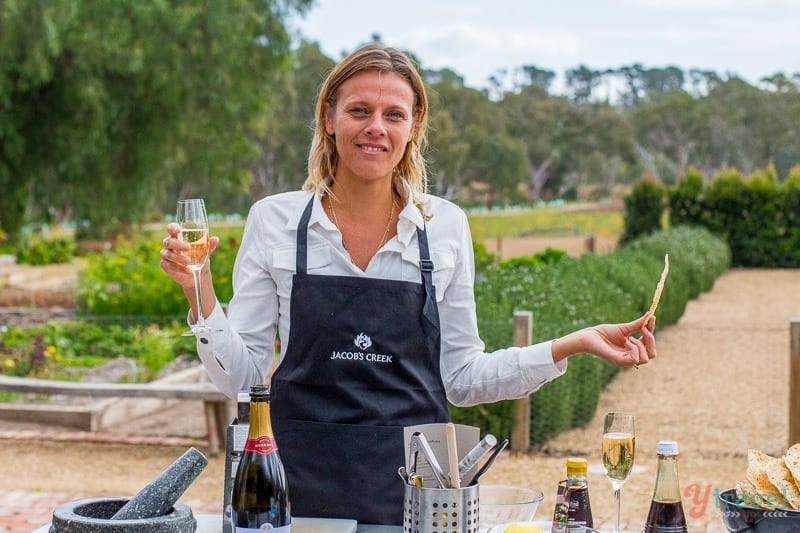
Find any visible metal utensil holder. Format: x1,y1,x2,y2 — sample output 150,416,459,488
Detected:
403,483,480,533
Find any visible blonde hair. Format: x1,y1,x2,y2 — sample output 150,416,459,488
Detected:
303,43,429,210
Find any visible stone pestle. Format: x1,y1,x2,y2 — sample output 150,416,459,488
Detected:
110,447,208,520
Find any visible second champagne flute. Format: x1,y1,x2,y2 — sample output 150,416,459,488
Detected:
176,198,217,336
602,411,635,533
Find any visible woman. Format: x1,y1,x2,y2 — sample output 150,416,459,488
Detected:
161,43,656,525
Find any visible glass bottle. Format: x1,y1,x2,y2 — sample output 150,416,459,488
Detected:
231,385,291,532
552,457,594,532
644,440,687,533
565,457,593,531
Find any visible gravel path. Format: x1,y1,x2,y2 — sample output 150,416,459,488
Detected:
1,268,798,532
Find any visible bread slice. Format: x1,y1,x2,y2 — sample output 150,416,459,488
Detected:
746,449,789,509
766,457,800,509
784,443,800,488
736,479,767,508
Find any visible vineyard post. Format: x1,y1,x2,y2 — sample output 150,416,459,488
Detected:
511,311,532,452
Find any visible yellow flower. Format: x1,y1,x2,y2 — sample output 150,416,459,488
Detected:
4,359,15,368
45,346,57,358
54,354,63,361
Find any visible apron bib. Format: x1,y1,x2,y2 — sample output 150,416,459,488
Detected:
271,197,449,525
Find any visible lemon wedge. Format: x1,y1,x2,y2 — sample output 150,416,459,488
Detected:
502,524,542,533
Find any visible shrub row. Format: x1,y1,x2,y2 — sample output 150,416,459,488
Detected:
623,165,800,267
450,225,731,445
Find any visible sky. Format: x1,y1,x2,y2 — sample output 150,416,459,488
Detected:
287,0,800,95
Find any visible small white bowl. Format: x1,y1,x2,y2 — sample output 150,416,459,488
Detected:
480,484,545,529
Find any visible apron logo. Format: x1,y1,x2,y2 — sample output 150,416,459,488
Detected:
354,332,372,350
329,333,393,363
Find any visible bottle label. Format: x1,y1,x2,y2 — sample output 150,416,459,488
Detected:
235,525,290,532
243,435,279,456
551,479,569,533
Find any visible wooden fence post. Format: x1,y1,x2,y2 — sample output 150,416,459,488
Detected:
511,311,532,452
790,319,800,446
584,234,596,254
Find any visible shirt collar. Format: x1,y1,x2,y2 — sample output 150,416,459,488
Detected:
284,185,428,243
285,191,333,232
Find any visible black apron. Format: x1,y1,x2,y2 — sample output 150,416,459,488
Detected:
271,197,450,525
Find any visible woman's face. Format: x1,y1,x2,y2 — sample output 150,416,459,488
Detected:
325,70,415,186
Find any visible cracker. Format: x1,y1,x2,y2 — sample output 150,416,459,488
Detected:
644,254,669,324
766,457,800,509
746,449,789,509
784,443,800,488
736,479,767,508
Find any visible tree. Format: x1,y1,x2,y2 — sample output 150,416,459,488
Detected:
615,64,685,106
631,89,711,183
0,0,312,242
250,41,335,201
471,134,528,207
565,65,603,104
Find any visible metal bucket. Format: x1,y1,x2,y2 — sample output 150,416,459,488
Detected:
403,483,480,533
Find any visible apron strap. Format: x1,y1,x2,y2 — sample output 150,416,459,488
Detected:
416,226,438,334
297,196,437,330
296,196,315,274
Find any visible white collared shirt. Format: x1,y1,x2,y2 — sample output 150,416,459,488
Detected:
195,190,566,404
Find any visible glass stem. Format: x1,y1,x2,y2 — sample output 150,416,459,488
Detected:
613,485,621,533
191,268,205,327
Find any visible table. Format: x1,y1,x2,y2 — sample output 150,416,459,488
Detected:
36,515,556,532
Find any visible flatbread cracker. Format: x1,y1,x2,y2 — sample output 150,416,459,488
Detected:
766,457,800,509
644,254,669,324
785,443,800,488
747,449,790,509
736,479,768,508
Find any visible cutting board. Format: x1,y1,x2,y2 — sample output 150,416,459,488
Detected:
294,516,359,533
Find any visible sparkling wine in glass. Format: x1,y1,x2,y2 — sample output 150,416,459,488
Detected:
603,411,635,533
176,198,215,336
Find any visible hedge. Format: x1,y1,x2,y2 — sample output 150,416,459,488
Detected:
625,164,800,268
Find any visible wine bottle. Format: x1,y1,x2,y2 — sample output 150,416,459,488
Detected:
644,440,687,533
231,385,291,532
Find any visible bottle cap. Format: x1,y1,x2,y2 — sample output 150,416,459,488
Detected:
657,440,679,455
249,384,271,399
566,457,588,476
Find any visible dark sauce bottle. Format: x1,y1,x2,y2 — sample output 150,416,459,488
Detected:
644,440,687,533
552,457,593,532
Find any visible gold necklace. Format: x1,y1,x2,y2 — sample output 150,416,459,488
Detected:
327,196,397,255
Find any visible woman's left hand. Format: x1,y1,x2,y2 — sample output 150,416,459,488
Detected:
552,314,657,368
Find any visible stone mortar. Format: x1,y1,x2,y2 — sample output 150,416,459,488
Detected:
49,497,196,533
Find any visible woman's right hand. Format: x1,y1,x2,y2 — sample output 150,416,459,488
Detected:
160,222,220,291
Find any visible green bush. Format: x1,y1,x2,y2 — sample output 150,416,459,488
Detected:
663,165,800,267
450,225,730,445
0,320,196,382
77,231,240,317
619,176,666,245
16,237,76,265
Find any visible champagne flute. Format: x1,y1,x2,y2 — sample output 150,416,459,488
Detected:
603,411,635,533
176,198,216,336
